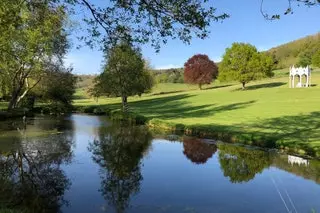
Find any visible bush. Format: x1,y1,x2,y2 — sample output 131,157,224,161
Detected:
93,107,106,115
110,111,148,125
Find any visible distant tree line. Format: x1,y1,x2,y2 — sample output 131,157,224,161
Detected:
152,68,184,84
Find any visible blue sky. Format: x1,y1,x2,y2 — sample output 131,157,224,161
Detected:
65,0,320,74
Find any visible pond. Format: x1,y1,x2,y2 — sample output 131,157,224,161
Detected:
0,114,320,213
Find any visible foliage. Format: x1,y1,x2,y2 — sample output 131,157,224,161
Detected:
93,43,154,111
184,54,218,89
31,66,77,113
0,0,69,110
110,111,148,125
296,49,314,67
26,0,317,51
312,50,320,68
219,43,274,89
76,74,97,88
267,33,320,68
62,0,228,51
153,68,184,84
260,0,320,20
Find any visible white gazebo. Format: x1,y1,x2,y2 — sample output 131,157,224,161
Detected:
289,65,311,88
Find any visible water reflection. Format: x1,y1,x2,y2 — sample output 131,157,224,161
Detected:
0,115,320,213
89,124,152,213
218,144,272,183
182,137,217,164
0,116,74,213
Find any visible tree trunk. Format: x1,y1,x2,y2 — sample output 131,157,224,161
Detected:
7,89,20,110
7,77,38,111
121,96,128,113
242,82,246,90
199,84,202,90
7,88,29,110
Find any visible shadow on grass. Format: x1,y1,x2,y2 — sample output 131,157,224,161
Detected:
233,82,286,91
252,112,320,152
203,84,233,90
129,94,256,120
152,90,186,96
169,111,320,157
92,94,256,122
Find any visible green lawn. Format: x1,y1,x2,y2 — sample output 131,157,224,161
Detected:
74,69,320,156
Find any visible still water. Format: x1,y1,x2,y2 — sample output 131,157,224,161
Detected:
0,114,319,213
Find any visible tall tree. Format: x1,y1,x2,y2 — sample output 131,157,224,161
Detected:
184,54,218,90
219,43,274,89
94,43,154,112
0,0,69,110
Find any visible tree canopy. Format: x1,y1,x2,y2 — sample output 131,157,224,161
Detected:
312,50,320,67
0,0,70,110
57,0,319,51
218,43,274,89
31,65,77,113
60,0,229,51
93,43,154,112
184,54,218,89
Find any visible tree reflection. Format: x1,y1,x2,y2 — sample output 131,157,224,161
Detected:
89,125,152,213
218,144,272,183
183,137,217,164
0,118,73,213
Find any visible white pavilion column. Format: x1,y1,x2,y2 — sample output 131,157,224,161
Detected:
306,74,309,87
293,75,295,88
299,74,302,87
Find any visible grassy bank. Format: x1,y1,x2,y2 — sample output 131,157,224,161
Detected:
74,69,320,157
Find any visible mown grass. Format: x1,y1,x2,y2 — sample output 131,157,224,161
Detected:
74,68,320,157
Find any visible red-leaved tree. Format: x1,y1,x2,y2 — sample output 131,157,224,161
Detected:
184,54,218,89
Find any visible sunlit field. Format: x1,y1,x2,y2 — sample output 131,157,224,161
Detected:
73,69,320,154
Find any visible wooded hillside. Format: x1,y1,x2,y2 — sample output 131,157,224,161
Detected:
267,33,320,68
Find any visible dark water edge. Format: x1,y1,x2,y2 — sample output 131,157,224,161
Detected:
0,114,319,213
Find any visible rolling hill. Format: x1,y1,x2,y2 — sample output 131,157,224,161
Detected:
267,32,320,68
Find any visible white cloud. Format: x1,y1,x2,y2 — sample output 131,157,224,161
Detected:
155,64,182,70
